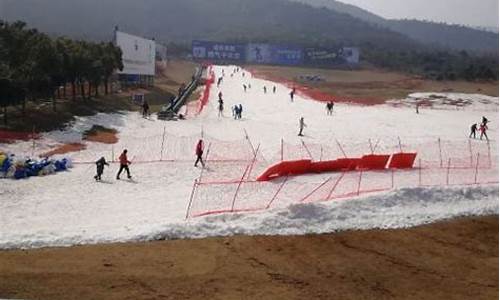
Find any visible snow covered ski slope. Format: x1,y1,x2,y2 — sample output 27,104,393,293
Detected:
0,65,498,249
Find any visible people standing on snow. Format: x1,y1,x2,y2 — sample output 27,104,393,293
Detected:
194,139,205,168
480,123,489,141
263,86,267,94
298,117,306,136
273,86,277,93
94,157,109,181
116,149,132,180
142,99,150,118
243,84,247,92
470,123,477,139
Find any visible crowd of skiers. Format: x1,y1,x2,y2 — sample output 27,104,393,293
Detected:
470,116,490,141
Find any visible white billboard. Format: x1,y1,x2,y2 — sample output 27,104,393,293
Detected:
115,31,156,76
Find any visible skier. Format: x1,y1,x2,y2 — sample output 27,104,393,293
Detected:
194,139,205,168
263,86,267,94
469,123,477,139
217,77,223,88
480,123,489,141
232,105,236,119
94,157,109,181
298,117,306,136
326,101,334,115
482,116,489,126
218,99,224,118
238,104,243,119
116,149,132,180
243,84,247,92
142,99,150,118
290,88,296,102
218,91,223,101
273,86,277,94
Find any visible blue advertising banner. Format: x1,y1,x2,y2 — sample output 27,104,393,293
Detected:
192,40,246,61
247,44,303,65
272,46,303,65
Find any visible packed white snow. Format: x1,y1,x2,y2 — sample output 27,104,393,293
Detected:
0,65,498,249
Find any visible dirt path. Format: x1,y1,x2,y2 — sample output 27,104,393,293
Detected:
0,216,497,300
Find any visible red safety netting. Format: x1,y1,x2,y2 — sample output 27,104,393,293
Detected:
186,146,498,219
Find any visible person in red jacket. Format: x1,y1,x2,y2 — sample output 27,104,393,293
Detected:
116,149,132,180
194,139,205,168
480,123,489,141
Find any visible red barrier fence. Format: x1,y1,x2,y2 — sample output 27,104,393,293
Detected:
196,66,215,115
186,161,498,219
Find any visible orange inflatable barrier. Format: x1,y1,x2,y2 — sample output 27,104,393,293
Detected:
257,153,417,181
257,160,312,181
358,155,390,170
388,153,417,169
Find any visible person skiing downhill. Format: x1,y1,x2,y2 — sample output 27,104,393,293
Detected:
243,84,247,92
298,117,306,136
480,123,489,141
263,86,267,94
273,86,277,93
470,123,477,139
116,149,132,180
94,157,109,181
194,139,205,167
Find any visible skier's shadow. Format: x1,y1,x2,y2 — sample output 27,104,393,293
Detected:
98,180,113,185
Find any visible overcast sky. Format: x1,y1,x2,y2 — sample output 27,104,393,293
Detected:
338,0,499,28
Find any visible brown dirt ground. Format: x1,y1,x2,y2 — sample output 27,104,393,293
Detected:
0,215,497,300
248,65,499,104
39,143,86,157
83,127,119,144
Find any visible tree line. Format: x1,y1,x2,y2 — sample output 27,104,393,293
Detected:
362,46,498,81
0,21,123,124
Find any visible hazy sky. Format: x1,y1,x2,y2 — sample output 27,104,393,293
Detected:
338,0,499,28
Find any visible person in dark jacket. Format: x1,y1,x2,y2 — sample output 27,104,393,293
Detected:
469,123,477,138
290,89,296,102
116,149,132,180
482,116,489,126
298,117,306,136
142,100,150,118
94,157,109,181
195,139,205,167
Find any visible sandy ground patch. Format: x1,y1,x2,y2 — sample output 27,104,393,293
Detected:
0,216,497,300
